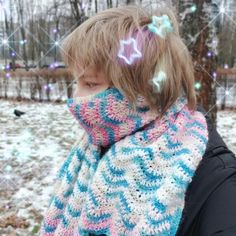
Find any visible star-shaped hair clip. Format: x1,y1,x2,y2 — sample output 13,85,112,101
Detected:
118,37,142,65
152,71,167,93
147,14,173,38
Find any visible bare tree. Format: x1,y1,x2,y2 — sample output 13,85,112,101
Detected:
16,0,29,70
126,0,135,5
95,0,98,13
69,0,88,25
26,0,37,65
9,0,17,70
180,0,218,125
1,0,9,67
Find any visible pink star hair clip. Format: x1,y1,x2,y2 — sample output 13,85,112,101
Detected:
147,14,173,38
117,37,142,65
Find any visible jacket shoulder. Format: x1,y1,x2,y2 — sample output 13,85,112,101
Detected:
176,104,236,236
195,171,236,235
176,150,236,236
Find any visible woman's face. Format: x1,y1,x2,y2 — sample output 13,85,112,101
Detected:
74,66,110,97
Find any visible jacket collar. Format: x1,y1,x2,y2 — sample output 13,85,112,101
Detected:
176,106,236,236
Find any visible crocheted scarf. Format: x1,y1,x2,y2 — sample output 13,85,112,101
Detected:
40,87,208,236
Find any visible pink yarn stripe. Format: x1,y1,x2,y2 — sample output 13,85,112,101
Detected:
81,210,112,231
80,101,111,145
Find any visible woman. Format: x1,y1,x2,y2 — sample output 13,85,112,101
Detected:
40,5,236,235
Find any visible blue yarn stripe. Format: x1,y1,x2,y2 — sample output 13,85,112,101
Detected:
74,105,92,129
172,174,188,188
189,130,208,144
120,213,136,230
62,215,69,227
152,198,166,213
76,148,85,162
63,188,73,198
182,109,192,120
165,133,182,149
169,208,183,236
43,222,56,233
119,192,132,213
146,212,172,226
105,157,125,177
106,191,132,213
121,146,154,157
85,206,111,222
136,180,160,192
186,120,206,130
58,148,75,179
67,204,81,218
80,227,110,235
169,122,178,132
178,161,194,177
77,148,91,167
66,170,73,183
101,171,128,187
77,180,88,192
88,189,99,207
160,148,190,160
53,196,64,210
132,156,162,181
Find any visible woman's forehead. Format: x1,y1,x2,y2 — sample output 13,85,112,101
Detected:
75,65,107,82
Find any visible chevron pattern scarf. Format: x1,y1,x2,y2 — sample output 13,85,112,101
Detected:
40,87,208,236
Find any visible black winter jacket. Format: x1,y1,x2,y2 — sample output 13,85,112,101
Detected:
176,106,236,236
90,106,236,236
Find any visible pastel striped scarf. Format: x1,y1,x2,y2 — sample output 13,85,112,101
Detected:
40,87,208,235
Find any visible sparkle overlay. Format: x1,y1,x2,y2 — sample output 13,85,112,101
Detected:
152,71,167,93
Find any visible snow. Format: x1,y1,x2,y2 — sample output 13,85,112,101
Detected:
217,109,236,153
0,99,235,235
0,99,80,235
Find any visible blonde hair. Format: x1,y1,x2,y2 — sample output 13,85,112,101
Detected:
61,4,197,117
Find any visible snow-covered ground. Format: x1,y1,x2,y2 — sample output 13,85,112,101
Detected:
0,99,235,236
217,110,236,153
0,99,80,236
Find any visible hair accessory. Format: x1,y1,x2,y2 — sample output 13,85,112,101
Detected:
152,70,167,93
147,14,173,38
118,37,142,65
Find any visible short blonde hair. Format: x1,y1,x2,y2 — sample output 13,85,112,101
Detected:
61,4,197,117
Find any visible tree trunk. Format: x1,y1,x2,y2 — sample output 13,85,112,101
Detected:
192,0,217,125
17,0,29,70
